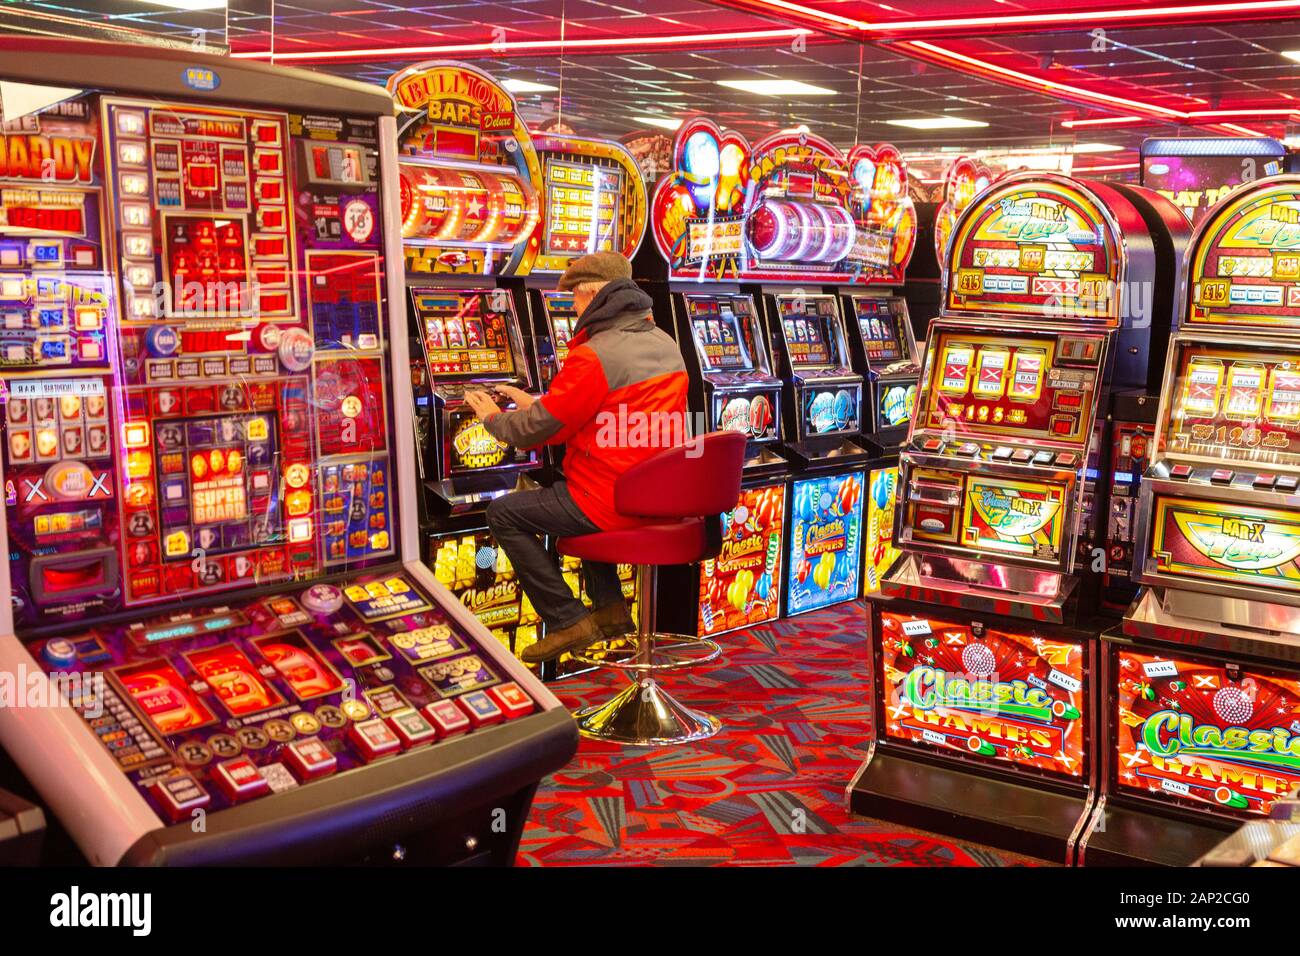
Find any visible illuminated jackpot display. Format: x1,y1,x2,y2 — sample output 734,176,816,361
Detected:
947,180,1119,323
1185,183,1300,328
923,328,1102,445
879,610,1088,779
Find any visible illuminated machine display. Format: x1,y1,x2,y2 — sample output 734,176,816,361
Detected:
848,171,1190,862
0,39,575,866
1082,176,1300,866
1141,138,1288,225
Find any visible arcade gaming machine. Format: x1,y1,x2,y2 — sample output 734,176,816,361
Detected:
0,39,576,866
849,171,1189,863
522,130,647,674
1081,177,1300,866
390,62,548,664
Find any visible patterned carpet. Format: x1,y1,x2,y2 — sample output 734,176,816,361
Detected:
520,601,1042,866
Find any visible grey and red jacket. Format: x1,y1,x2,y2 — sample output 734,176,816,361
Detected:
483,279,688,530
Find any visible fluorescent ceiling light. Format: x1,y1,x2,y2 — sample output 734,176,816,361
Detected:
632,115,682,130
886,116,989,130
717,79,835,96
138,0,227,9
1284,50,1300,63
502,79,558,93
1071,142,1123,153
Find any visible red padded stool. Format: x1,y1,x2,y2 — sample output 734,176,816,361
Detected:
558,431,747,745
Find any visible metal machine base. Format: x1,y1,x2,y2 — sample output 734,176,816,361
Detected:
1078,796,1237,867
575,676,721,746
848,748,1091,864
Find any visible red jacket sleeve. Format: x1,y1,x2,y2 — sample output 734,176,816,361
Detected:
537,344,609,446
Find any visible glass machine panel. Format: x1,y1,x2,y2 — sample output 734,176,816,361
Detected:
0,59,555,865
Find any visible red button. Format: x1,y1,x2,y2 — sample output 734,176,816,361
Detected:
151,772,211,822
283,737,338,781
349,718,401,762
212,756,270,802
387,708,438,748
489,682,535,720
1170,464,1193,479
424,699,470,737
1055,453,1077,467
458,690,505,728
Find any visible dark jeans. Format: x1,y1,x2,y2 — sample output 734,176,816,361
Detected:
485,482,625,630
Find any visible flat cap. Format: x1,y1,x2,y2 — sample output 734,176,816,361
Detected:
557,250,633,291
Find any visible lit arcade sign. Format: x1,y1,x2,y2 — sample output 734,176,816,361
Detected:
650,118,916,285
1115,648,1300,816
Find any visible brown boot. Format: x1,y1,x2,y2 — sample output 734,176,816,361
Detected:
521,615,603,664
591,602,636,640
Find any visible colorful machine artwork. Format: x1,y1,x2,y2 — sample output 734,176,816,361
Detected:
879,610,1088,778
650,118,916,285
862,467,900,595
787,471,863,614
1114,648,1300,817
698,482,786,635
934,157,994,274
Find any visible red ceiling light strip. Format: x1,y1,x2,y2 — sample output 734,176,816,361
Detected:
718,0,1300,38
229,27,812,62
898,40,1187,120
1060,116,1145,129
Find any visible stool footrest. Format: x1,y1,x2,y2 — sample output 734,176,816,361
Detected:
571,633,721,672
575,677,720,745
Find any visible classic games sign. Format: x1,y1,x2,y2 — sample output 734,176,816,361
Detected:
698,482,785,635
650,118,916,284
1115,648,1300,816
879,611,1087,778
787,472,863,614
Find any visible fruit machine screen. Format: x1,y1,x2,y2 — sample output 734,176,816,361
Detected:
542,158,623,259
1160,341,1300,468
852,295,910,366
1111,645,1300,818
921,328,1103,448
776,294,844,370
686,295,760,373
1141,138,1286,225
877,608,1089,781
539,291,579,376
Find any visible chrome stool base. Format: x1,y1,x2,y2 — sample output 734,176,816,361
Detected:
575,676,720,746
569,564,724,746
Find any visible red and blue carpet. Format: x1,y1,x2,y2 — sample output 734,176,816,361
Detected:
521,600,1042,866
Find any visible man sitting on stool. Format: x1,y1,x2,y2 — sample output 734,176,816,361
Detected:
464,251,689,663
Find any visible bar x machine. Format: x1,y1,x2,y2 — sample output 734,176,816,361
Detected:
1082,176,1300,866
0,39,576,865
849,171,1190,863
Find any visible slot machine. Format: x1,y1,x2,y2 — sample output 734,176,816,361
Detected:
0,39,576,866
848,171,1188,863
1082,176,1300,866
1100,391,1157,612
389,62,551,664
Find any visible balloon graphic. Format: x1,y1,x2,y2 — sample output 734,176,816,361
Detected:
814,552,835,591
728,569,754,611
